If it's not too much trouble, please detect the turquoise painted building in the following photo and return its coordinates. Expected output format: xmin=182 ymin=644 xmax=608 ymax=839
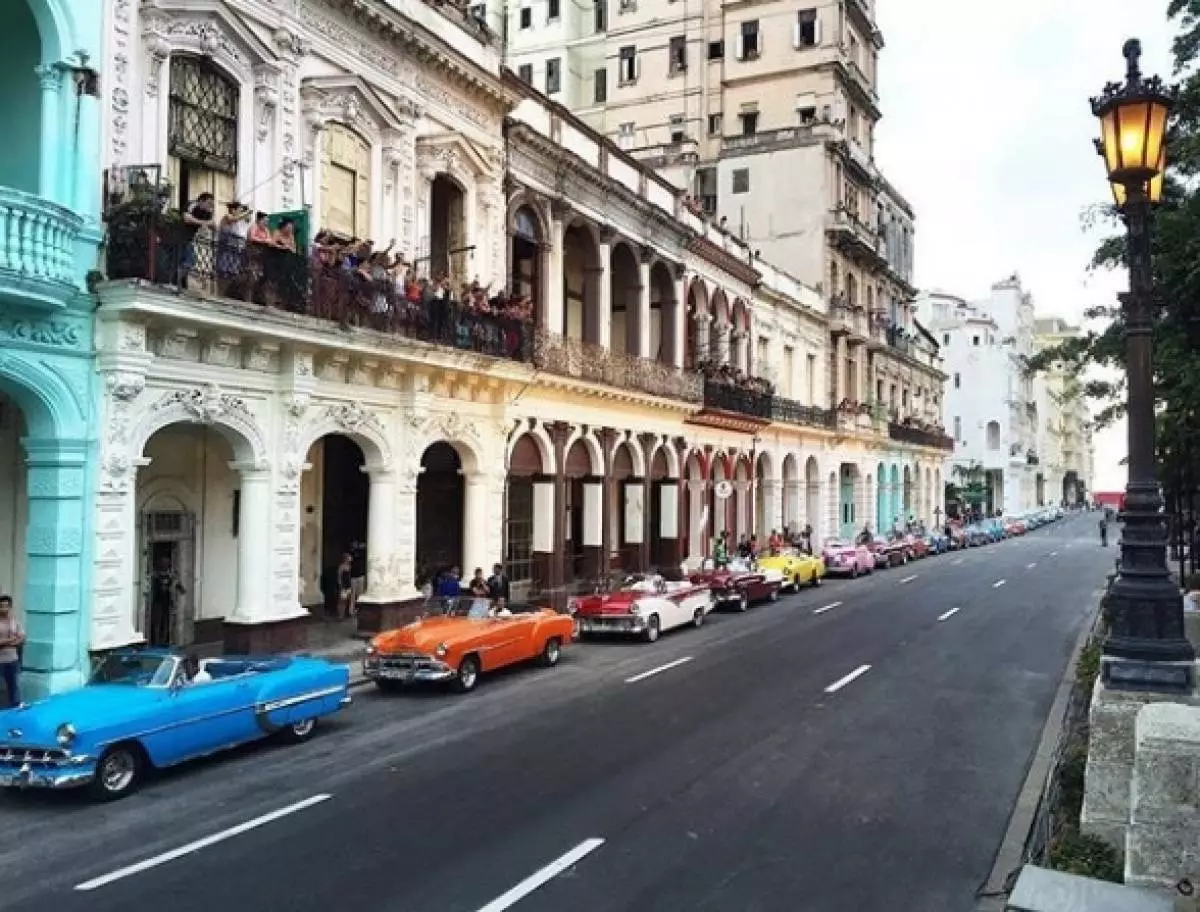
xmin=0 ymin=0 xmax=104 ymax=696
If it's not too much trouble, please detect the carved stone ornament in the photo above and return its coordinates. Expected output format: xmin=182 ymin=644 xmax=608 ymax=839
xmin=326 ymin=400 xmax=382 ymax=435
xmin=99 ymin=453 xmax=134 ymax=493
xmin=155 ymin=384 xmax=253 ymax=425
xmin=0 ymin=318 xmax=83 ymax=349
xmin=105 ymin=372 xmax=146 ymax=402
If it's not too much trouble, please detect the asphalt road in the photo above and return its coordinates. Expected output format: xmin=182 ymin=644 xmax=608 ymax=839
xmin=1 ymin=513 xmax=1113 ymax=912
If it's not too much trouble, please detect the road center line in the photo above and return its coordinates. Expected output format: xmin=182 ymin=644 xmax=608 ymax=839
xmin=938 ymin=607 xmax=961 ymax=622
xmin=900 ymin=574 xmax=917 ymax=583
xmin=824 ymin=664 xmax=872 ymax=694
xmin=952 ymin=558 xmax=964 ymax=565
xmin=75 ymin=794 xmax=332 ymax=891
xmin=813 ymin=601 xmax=842 ymax=615
xmin=993 ymin=579 xmax=1007 ymax=589
xmin=625 ymin=656 xmax=693 ymax=684
xmin=1027 ymin=562 xmax=1037 ymax=569
xmin=476 ymin=838 xmax=606 ymax=912
xmin=1050 ymin=551 xmax=1059 ymax=556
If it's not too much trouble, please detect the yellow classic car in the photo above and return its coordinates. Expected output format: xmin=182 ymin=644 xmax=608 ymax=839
xmin=755 ymin=550 xmax=826 ymax=591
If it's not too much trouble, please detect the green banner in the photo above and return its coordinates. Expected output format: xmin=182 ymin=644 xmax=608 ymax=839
xmin=266 ymin=209 xmax=310 ymax=251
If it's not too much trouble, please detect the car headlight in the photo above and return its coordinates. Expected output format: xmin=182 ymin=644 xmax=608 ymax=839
xmin=434 ymin=643 xmax=448 ymax=658
xmin=629 ymin=602 xmax=641 ymax=615
xmin=566 ymin=598 xmax=579 ymax=615
xmin=56 ymin=723 xmax=77 ymax=747
xmin=365 ymin=644 xmax=378 ymax=657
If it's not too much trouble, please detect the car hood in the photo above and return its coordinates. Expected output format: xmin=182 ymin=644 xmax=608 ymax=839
xmin=0 ymin=686 xmax=158 ymax=746
xmin=373 ymin=617 xmax=510 ymax=654
xmin=573 ymin=592 xmax=642 ymax=616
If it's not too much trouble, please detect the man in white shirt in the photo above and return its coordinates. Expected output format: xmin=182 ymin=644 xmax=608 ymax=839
xmin=0 ymin=595 xmax=26 ymax=707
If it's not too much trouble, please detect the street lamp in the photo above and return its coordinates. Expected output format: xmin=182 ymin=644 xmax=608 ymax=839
xmin=1091 ymin=39 xmax=1195 ymax=690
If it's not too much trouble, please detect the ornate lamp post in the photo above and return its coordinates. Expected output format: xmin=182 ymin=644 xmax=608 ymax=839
xmin=1091 ymin=40 xmax=1195 ymax=690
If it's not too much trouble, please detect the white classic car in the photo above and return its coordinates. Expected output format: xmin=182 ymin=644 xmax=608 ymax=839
xmin=568 ymin=574 xmax=714 ymax=642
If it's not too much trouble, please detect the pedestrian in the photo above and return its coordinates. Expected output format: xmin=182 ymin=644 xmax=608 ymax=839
xmin=349 ymin=540 xmax=368 ymax=616
xmin=436 ymin=565 xmax=462 ymax=612
xmin=148 ymin=554 xmax=185 ymax=647
xmin=179 ymin=192 xmax=215 ymax=287
xmin=0 ymin=595 xmax=25 ymax=708
xmin=487 ymin=563 xmax=510 ymax=610
xmin=1099 ymin=516 xmax=1109 ymax=547
xmin=713 ymin=532 xmax=729 ymax=568
xmin=335 ymin=552 xmax=354 ymax=619
xmin=468 ymin=568 xmax=490 ymax=614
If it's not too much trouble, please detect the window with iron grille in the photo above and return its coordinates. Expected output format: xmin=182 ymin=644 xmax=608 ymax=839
xmin=168 ymin=57 xmax=239 ymax=174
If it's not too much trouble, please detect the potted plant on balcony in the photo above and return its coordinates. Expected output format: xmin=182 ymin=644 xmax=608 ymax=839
xmin=103 ymin=174 xmax=182 ymax=282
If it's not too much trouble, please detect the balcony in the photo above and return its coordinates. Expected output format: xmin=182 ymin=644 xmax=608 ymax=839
xmin=702 ymin=381 xmax=772 ymax=419
xmin=693 ymin=381 xmax=836 ymax=432
xmin=720 ymin=123 xmax=835 ymax=157
xmin=532 ymin=331 xmax=702 ymax=403
xmin=104 ymin=215 xmax=530 ymax=362
xmin=829 ymin=295 xmax=869 ymax=340
xmin=772 ymin=397 xmax=836 ymax=431
xmin=826 ymin=206 xmax=881 ymax=264
xmin=887 ymin=421 xmax=954 ymax=451
xmin=634 ymin=138 xmax=700 ymax=171
xmin=0 ymin=186 xmax=85 ymax=309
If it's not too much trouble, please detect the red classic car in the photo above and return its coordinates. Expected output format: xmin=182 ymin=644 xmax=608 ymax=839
xmin=904 ymin=534 xmax=930 ymax=559
xmin=689 ymin=559 xmax=783 ymax=612
xmin=868 ymin=536 xmax=909 ymax=568
xmin=570 ymin=574 xmax=713 ymax=642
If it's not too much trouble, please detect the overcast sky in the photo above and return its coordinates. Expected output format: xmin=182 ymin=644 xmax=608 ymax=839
xmin=873 ymin=0 xmax=1175 ymax=492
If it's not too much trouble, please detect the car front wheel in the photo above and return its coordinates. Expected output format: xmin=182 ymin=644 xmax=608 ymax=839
xmin=539 ymin=637 xmax=562 ymax=667
xmin=643 ymin=615 xmax=661 ymax=642
xmin=736 ymin=591 xmax=750 ymax=612
xmin=454 ymin=655 xmax=481 ymax=693
xmin=811 ymin=573 xmax=821 ymax=587
xmin=90 ymin=744 xmax=142 ymax=802
xmin=280 ymin=718 xmax=317 ymax=743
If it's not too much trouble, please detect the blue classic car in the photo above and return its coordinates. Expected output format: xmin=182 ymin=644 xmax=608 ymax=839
xmin=0 ymin=650 xmax=351 ymax=800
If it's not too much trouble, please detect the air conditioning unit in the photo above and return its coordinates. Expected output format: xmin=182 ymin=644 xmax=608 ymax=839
xmin=469 ymin=3 xmax=486 ymax=23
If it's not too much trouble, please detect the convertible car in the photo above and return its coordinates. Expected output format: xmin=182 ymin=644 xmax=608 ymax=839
xmin=690 ymin=559 xmax=784 ymax=611
xmin=904 ymin=534 xmax=930 ymax=560
xmin=821 ymin=540 xmax=874 ymax=577
xmin=570 ymin=574 xmax=712 ymax=642
xmin=364 ymin=599 xmax=575 ymax=694
xmin=868 ymin=536 xmax=909 ymax=569
xmin=0 ymin=650 xmax=350 ymax=800
xmin=756 ymin=550 xmax=826 ymax=590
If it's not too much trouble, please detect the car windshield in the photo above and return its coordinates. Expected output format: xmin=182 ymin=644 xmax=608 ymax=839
xmin=426 ymin=596 xmax=498 ymax=620
xmin=90 ymin=653 xmax=177 ymax=687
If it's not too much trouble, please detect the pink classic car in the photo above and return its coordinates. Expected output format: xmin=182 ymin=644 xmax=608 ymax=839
xmin=821 ymin=539 xmax=875 ymax=577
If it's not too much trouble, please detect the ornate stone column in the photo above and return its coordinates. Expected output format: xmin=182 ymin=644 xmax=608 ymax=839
xmin=364 ymin=467 xmax=397 ymax=597
xmin=461 ymin=471 xmax=492 ymax=578
xmin=546 ymin=200 xmax=569 ymax=334
xmin=637 ymin=247 xmax=652 ymax=358
xmin=229 ymin=462 xmax=272 ymax=624
xmin=34 ymin=64 xmax=63 ymax=203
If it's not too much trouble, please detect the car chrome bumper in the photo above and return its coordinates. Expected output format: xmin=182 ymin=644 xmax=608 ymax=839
xmin=363 ymin=659 xmax=455 ymax=683
xmin=576 ymin=615 xmax=647 ymax=634
xmin=0 ymin=757 xmax=96 ymax=790
xmin=824 ymin=565 xmax=855 ymax=575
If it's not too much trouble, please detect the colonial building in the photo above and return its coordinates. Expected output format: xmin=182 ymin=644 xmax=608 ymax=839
xmin=1 ymin=0 xmax=106 ymax=696
xmin=72 ymin=0 xmax=950 ymax=671
xmin=1034 ymin=317 xmax=1095 ymax=504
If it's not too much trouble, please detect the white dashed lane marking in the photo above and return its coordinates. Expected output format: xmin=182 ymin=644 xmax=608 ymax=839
xmin=824 ymin=664 xmax=872 ymax=694
xmin=937 ymin=607 xmax=961 ymax=622
xmin=993 ymin=580 xmax=1007 ymax=589
xmin=813 ymin=601 xmax=842 ymax=615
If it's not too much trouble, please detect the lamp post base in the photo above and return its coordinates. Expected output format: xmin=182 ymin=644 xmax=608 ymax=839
xmin=1102 ymin=655 xmax=1194 ymax=693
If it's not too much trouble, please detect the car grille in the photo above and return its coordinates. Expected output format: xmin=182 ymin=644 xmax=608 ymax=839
xmin=377 ymin=653 xmax=438 ymax=671
xmin=0 ymin=745 xmax=68 ymax=765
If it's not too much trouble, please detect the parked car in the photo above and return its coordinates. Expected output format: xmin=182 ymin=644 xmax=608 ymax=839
xmin=947 ymin=524 xmax=968 ymax=550
xmin=0 ymin=650 xmax=350 ymax=800
xmin=821 ymin=539 xmax=875 ymax=577
xmin=570 ymin=573 xmax=712 ymax=642
xmin=963 ymin=523 xmax=991 ymax=547
xmin=690 ymin=559 xmax=784 ymax=611
xmin=756 ymin=550 xmax=827 ymax=591
xmin=869 ymin=536 xmax=909 ymax=568
xmin=924 ymin=531 xmax=951 ymax=555
xmin=904 ymin=534 xmax=930 ymax=559
xmin=365 ymin=598 xmax=575 ymax=694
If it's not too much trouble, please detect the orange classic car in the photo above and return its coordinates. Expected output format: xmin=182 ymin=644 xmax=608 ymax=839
xmin=364 ymin=598 xmax=576 ymax=693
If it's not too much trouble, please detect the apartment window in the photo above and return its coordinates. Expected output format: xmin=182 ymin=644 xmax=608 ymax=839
xmin=739 ymin=110 xmax=758 ymax=136
xmin=953 ymin=372 xmax=961 ymax=389
xmin=594 ymin=68 xmax=607 ymax=103
xmin=806 ymin=354 xmax=817 ymax=402
xmin=594 ymin=0 xmax=607 ymax=32
xmin=669 ymin=36 xmax=687 ymax=74
xmin=618 ymin=0 xmax=636 ymax=13
xmin=669 ymin=114 xmax=686 ymax=144
xmin=954 ymin=416 xmax=962 ymax=440
xmin=942 ymin=332 xmax=949 ymax=345
xmin=708 ymin=40 xmax=724 ymax=60
xmin=737 ymin=20 xmax=760 ymax=60
xmin=797 ymin=105 xmax=816 ymax=126
xmin=901 ymin=389 xmax=909 ymax=408
xmin=519 ymin=6 xmax=532 ymax=28
xmin=695 ymin=166 xmax=717 ymax=214
xmin=732 ymin=168 xmax=749 ymax=194
xmin=986 ymin=420 xmax=1001 ymax=450
xmin=546 ymin=57 xmax=561 ymax=94
xmin=548 ymin=0 xmax=560 ymax=18
xmin=849 ymin=106 xmax=860 ymax=143
xmin=794 ymin=9 xmax=820 ymax=48
xmin=972 ymin=335 xmax=980 ymax=346
xmin=876 ymin=379 xmax=884 ymax=402
xmin=617 ymin=122 xmax=635 ymax=150
xmin=518 ymin=63 xmax=533 ymax=84
xmin=707 ymin=113 xmax=722 ymax=136
xmin=619 ymin=46 xmax=639 ymax=84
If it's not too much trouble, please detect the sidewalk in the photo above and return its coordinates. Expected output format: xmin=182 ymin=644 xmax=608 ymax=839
xmin=295 ymin=615 xmax=371 ymax=688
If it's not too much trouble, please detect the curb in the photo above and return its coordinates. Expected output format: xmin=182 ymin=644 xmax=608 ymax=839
xmin=974 ymin=593 xmax=1104 ymax=910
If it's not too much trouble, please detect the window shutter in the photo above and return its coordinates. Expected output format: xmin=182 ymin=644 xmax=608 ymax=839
xmin=793 ymin=20 xmax=801 ymax=49
xmin=757 ymin=30 xmax=763 ymax=55
xmin=813 ymin=17 xmax=823 ymax=45
xmin=735 ymin=34 xmax=744 ymax=60
xmin=634 ymin=54 xmax=640 ymax=81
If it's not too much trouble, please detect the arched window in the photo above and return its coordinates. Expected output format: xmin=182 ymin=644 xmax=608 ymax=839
xmin=168 ymin=56 xmax=239 ymax=209
xmin=986 ymin=420 xmax=1001 ymax=450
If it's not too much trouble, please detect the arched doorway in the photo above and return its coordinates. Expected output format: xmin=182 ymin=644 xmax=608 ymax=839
xmin=686 ymin=279 xmax=709 ymax=368
xmin=510 ymin=205 xmax=543 ymax=322
xmin=710 ymin=454 xmax=732 ymax=545
xmin=1 ymin=1 xmax=40 ymax=195
xmin=875 ymin=461 xmax=888 ymax=533
xmin=563 ymin=223 xmax=602 ymax=343
xmin=298 ymin=435 xmax=370 ymax=615
xmin=650 ymin=262 xmax=678 ymax=367
xmin=429 ymin=174 xmax=467 ymax=280
xmin=136 ymin=424 xmax=249 ymax=647
xmin=610 ymin=242 xmax=641 ymax=356
xmin=648 ymin=447 xmax=676 ymax=569
xmin=1063 ymin=471 xmax=1078 ymax=506
xmin=611 ymin=441 xmax=637 ymax=572
xmin=839 ymin=463 xmax=859 ymax=539
xmin=683 ymin=451 xmax=706 ymax=564
xmin=805 ymin=456 xmax=820 ymax=535
xmin=506 ymin=432 xmax=546 ymax=595
xmin=416 ymin=442 xmax=465 ymax=586
xmin=0 ymin=392 xmax=28 ymax=625
xmin=563 ymin=437 xmax=598 ymax=583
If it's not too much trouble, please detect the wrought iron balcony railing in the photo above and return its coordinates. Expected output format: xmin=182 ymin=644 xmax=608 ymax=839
xmin=887 ymin=421 xmax=954 ymax=451
xmin=772 ymin=397 xmax=837 ymax=430
xmin=533 ymin=330 xmax=703 ymax=403
xmin=103 ymin=215 xmax=530 ymax=361
xmin=703 ymin=382 xmax=836 ymax=430
xmin=0 ymin=185 xmax=84 ymax=296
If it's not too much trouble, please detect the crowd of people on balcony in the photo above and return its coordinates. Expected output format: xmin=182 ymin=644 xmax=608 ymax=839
xmin=697 ymin=359 xmax=775 ymax=396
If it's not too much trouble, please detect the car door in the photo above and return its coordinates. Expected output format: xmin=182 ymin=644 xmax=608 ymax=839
xmin=486 ymin=614 xmax=536 ymax=668
xmin=166 ymin=675 xmax=259 ymax=761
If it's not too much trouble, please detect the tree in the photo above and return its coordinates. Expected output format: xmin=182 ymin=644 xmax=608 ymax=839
xmin=1026 ymin=0 xmax=1200 ymax=509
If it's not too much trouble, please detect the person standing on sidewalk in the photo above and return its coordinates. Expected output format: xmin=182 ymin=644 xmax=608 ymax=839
xmin=1099 ymin=515 xmax=1109 ymax=547
xmin=0 ymin=595 xmax=25 ymax=708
